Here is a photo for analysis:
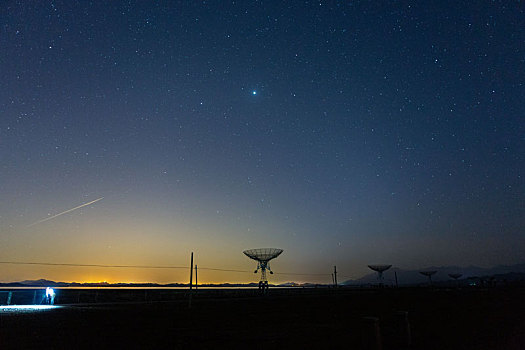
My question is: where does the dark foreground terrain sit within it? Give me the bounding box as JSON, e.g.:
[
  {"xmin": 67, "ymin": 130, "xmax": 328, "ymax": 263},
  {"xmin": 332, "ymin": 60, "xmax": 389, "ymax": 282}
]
[{"xmin": 0, "ymin": 287, "xmax": 523, "ymax": 349}]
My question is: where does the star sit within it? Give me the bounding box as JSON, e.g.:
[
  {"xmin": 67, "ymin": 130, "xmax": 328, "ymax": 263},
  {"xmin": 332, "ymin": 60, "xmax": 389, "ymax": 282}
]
[{"xmin": 252, "ymin": 91, "xmax": 257, "ymax": 95}]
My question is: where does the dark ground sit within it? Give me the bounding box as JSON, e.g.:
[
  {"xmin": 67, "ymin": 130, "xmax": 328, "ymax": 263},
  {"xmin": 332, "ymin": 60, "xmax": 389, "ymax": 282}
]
[{"xmin": 0, "ymin": 287, "xmax": 523, "ymax": 349}]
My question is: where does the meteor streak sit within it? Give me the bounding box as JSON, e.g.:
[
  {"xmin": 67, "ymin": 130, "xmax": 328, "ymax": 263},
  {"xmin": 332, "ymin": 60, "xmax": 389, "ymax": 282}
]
[{"xmin": 27, "ymin": 197, "xmax": 104, "ymax": 227}]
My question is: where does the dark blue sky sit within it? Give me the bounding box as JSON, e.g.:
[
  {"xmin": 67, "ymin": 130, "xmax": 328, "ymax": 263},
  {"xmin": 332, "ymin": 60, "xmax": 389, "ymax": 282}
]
[{"xmin": 0, "ymin": 1, "xmax": 523, "ymax": 283}]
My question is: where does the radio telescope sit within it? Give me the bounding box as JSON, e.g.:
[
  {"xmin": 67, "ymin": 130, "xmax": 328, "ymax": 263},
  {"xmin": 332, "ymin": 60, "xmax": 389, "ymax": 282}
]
[
  {"xmin": 419, "ymin": 271, "xmax": 437, "ymax": 286},
  {"xmin": 368, "ymin": 265, "xmax": 392, "ymax": 286},
  {"xmin": 243, "ymin": 248, "xmax": 283, "ymax": 291},
  {"xmin": 448, "ymin": 273, "xmax": 462, "ymax": 280},
  {"xmin": 448, "ymin": 273, "xmax": 462, "ymax": 287}
]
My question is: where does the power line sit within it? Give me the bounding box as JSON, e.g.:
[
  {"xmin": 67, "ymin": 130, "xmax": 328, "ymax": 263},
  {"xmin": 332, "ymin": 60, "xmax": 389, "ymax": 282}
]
[
  {"xmin": 0, "ymin": 261, "xmax": 187, "ymax": 269},
  {"xmin": 188, "ymin": 267, "xmax": 330, "ymax": 276},
  {"xmin": 275, "ymin": 272, "xmax": 331, "ymax": 276},
  {"xmin": 187, "ymin": 267, "xmax": 330, "ymax": 277},
  {"xmin": 198, "ymin": 267, "xmax": 251, "ymax": 273},
  {"xmin": 0, "ymin": 261, "xmax": 335, "ymax": 277}
]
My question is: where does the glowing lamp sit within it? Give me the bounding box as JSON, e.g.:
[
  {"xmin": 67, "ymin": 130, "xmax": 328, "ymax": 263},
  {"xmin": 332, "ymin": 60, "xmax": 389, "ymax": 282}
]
[{"xmin": 46, "ymin": 287, "xmax": 55, "ymax": 298}]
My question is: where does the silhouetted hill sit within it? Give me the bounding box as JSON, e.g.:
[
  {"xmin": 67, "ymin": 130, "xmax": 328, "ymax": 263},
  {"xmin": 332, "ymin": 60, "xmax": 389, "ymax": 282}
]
[
  {"xmin": 278, "ymin": 282, "xmax": 320, "ymax": 287},
  {"xmin": 19, "ymin": 279, "xmax": 69, "ymax": 287},
  {"xmin": 0, "ymin": 280, "xmax": 261, "ymax": 288}
]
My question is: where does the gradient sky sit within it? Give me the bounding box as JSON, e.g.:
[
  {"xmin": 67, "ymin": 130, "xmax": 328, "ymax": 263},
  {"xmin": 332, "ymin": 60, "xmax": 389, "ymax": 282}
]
[{"xmin": 1, "ymin": 1, "xmax": 523, "ymax": 284}]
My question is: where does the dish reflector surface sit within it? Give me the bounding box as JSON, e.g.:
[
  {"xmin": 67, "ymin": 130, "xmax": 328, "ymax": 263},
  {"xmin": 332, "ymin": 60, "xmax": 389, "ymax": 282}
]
[
  {"xmin": 243, "ymin": 248, "xmax": 283, "ymax": 262},
  {"xmin": 368, "ymin": 264, "xmax": 392, "ymax": 273}
]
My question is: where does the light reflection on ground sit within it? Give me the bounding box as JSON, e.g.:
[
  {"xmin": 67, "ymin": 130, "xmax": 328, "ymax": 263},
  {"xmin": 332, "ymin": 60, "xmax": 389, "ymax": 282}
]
[{"xmin": 0, "ymin": 305, "xmax": 62, "ymax": 313}]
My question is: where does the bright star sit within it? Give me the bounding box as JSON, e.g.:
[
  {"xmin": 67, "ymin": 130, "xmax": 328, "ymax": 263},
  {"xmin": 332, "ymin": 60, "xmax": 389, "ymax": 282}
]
[{"xmin": 252, "ymin": 91, "xmax": 257, "ymax": 95}]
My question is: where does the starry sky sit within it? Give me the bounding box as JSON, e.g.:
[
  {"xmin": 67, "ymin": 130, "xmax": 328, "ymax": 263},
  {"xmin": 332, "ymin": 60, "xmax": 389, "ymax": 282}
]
[{"xmin": 0, "ymin": 1, "xmax": 523, "ymax": 284}]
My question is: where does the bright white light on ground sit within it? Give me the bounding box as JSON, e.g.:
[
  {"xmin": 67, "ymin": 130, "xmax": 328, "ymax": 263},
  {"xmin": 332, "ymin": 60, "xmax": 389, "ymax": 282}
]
[
  {"xmin": 252, "ymin": 91, "xmax": 257, "ymax": 95},
  {"xmin": 46, "ymin": 287, "xmax": 55, "ymax": 297},
  {"xmin": 0, "ymin": 305, "xmax": 62, "ymax": 312}
]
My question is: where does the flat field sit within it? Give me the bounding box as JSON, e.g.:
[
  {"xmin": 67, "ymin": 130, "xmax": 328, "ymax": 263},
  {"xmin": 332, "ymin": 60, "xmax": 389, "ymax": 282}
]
[{"xmin": 0, "ymin": 287, "xmax": 523, "ymax": 349}]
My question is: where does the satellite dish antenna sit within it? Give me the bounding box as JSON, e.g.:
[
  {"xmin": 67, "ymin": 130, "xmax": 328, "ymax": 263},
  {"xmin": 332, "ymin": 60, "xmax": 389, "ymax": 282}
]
[
  {"xmin": 419, "ymin": 271, "xmax": 437, "ymax": 286},
  {"xmin": 243, "ymin": 248, "xmax": 283, "ymax": 291},
  {"xmin": 368, "ymin": 265, "xmax": 392, "ymax": 286},
  {"xmin": 448, "ymin": 273, "xmax": 462, "ymax": 287},
  {"xmin": 448, "ymin": 273, "xmax": 462, "ymax": 280}
]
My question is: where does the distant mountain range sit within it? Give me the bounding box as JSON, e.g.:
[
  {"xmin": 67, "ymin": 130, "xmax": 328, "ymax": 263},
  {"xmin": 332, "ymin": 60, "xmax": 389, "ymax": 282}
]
[
  {"xmin": 1, "ymin": 263, "xmax": 524, "ymax": 287},
  {"xmin": 277, "ymin": 282, "xmax": 319, "ymax": 287},
  {"xmin": 0, "ymin": 279, "xmax": 265, "ymax": 288},
  {"xmin": 3, "ymin": 280, "xmax": 320, "ymax": 288},
  {"xmin": 341, "ymin": 263, "xmax": 525, "ymax": 286},
  {"xmin": 0, "ymin": 279, "xmax": 321, "ymax": 288},
  {"xmin": 0, "ymin": 279, "xmax": 180, "ymax": 288}
]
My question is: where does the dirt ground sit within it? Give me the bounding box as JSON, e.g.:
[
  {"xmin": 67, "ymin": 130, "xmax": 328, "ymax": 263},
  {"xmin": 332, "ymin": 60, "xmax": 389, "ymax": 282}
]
[{"xmin": 0, "ymin": 287, "xmax": 523, "ymax": 349}]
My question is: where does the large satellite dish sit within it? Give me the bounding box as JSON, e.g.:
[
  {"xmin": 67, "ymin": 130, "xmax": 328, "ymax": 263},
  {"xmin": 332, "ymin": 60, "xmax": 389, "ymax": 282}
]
[
  {"xmin": 419, "ymin": 270, "xmax": 437, "ymax": 285},
  {"xmin": 243, "ymin": 248, "xmax": 283, "ymax": 290},
  {"xmin": 368, "ymin": 265, "xmax": 392, "ymax": 286}
]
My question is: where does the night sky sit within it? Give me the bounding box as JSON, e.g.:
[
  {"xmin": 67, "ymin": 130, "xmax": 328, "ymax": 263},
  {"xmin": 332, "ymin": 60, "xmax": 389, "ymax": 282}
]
[{"xmin": 1, "ymin": 1, "xmax": 523, "ymax": 284}]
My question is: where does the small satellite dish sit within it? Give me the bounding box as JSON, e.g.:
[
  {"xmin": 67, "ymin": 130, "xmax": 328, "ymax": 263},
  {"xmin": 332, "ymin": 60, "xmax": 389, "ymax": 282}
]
[
  {"xmin": 448, "ymin": 273, "xmax": 462, "ymax": 280},
  {"xmin": 368, "ymin": 265, "xmax": 392, "ymax": 285},
  {"xmin": 419, "ymin": 271, "xmax": 437, "ymax": 285},
  {"xmin": 448, "ymin": 273, "xmax": 462, "ymax": 287},
  {"xmin": 243, "ymin": 248, "xmax": 283, "ymax": 290}
]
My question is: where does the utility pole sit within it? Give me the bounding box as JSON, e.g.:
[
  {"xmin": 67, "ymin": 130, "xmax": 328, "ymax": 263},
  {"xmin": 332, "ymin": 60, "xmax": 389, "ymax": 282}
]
[
  {"xmin": 189, "ymin": 252, "xmax": 193, "ymax": 290},
  {"xmin": 395, "ymin": 271, "xmax": 398, "ymax": 288},
  {"xmin": 331, "ymin": 273, "xmax": 335, "ymax": 286},
  {"xmin": 195, "ymin": 264, "xmax": 198, "ymax": 290},
  {"xmin": 188, "ymin": 252, "xmax": 193, "ymax": 308},
  {"xmin": 333, "ymin": 265, "xmax": 338, "ymax": 287}
]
